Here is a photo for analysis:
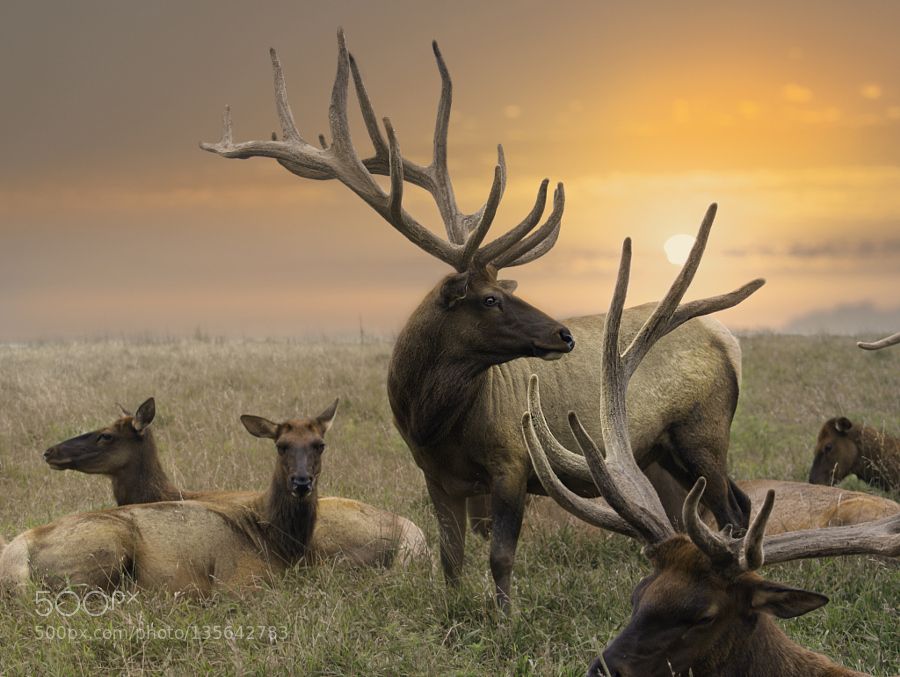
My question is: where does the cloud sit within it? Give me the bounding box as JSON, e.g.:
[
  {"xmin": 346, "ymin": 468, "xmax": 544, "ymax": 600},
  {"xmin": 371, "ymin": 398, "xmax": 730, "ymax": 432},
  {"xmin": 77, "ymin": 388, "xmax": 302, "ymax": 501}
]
[
  {"xmin": 724, "ymin": 236, "xmax": 900, "ymax": 261},
  {"xmin": 860, "ymin": 83, "xmax": 883, "ymax": 100},
  {"xmin": 781, "ymin": 83, "xmax": 813, "ymax": 103},
  {"xmin": 503, "ymin": 105, "xmax": 522, "ymax": 120}
]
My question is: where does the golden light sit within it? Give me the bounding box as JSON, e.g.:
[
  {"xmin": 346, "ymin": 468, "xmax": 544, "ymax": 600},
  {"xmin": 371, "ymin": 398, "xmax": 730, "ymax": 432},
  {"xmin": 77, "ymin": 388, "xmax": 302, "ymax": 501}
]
[{"xmin": 664, "ymin": 234, "xmax": 696, "ymax": 265}]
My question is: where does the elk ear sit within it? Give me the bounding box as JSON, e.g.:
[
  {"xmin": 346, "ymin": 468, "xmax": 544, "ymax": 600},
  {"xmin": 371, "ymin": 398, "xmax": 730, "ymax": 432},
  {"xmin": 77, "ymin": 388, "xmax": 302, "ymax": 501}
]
[
  {"xmin": 316, "ymin": 398, "xmax": 339, "ymax": 434},
  {"xmin": 834, "ymin": 417, "xmax": 853, "ymax": 434},
  {"xmin": 132, "ymin": 398, "xmax": 156, "ymax": 433},
  {"xmin": 439, "ymin": 272, "xmax": 470, "ymax": 309},
  {"xmin": 497, "ymin": 279, "xmax": 518, "ymax": 294},
  {"xmin": 749, "ymin": 580, "xmax": 829, "ymax": 619},
  {"xmin": 240, "ymin": 415, "xmax": 279, "ymax": 439}
]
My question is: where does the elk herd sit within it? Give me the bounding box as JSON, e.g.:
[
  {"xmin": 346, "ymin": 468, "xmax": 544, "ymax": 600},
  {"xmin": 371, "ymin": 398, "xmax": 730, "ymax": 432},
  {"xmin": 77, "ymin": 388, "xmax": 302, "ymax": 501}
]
[{"xmin": 2, "ymin": 29, "xmax": 899, "ymax": 677}]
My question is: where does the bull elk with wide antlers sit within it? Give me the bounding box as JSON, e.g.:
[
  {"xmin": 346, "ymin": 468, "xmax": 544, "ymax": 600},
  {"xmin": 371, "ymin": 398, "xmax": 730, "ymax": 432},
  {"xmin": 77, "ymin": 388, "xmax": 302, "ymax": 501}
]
[
  {"xmin": 42, "ymin": 397, "xmax": 428, "ymax": 567},
  {"xmin": 524, "ymin": 221, "xmax": 900, "ymax": 676},
  {"xmin": 201, "ymin": 29, "xmax": 761, "ymax": 608}
]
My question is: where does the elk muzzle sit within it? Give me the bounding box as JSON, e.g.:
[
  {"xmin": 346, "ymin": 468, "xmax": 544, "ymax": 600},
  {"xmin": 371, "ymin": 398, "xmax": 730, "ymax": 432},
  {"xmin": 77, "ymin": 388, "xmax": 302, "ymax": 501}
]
[
  {"xmin": 290, "ymin": 475, "xmax": 315, "ymax": 497},
  {"xmin": 533, "ymin": 325, "xmax": 575, "ymax": 360}
]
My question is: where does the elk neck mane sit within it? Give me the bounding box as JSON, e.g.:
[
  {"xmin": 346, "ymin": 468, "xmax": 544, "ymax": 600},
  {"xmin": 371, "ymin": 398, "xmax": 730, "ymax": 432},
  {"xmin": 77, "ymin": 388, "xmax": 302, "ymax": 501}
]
[
  {"xmin": 111, "ymin": 428, "xmax": 183, "ymax": 506},
  {"xmin": 249, "ymin": 470, "xmax": 318, "ymax": 565},
  {"xmin": 388, "ymin": 284, "xmax": 493, "ymax": 449}
]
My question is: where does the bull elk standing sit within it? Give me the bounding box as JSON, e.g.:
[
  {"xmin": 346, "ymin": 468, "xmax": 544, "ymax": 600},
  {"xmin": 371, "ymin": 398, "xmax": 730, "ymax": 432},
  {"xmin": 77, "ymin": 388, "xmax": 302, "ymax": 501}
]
[
  {"xmin": 524, "ymin": 222, "xmax": 900, "ymax": 676},
  {"xmin": 0, "ymin": 400, "xmax": 418, "ymax": 593},
  {"xmin": 42, "ymin": 397, "xmax": 427, "ymax": 567},
  {"xmin": 201, "ymin": 29, "xmax": 761, "ymax": 608}
]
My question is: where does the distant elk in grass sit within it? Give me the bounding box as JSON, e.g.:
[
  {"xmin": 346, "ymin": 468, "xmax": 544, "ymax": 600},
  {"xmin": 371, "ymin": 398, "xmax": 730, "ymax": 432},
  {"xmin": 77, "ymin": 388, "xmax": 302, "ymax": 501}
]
[
  {"xmin": 41, "ymin": 397, "xmax": 427, "ymax": 569},
  {"xmin": 524, "ymin": 221, "xmax": 900, "ymax": 677},
  {"xmin": 1, "ymin": 400, "xmax": 424, "ymax": 593},
  {"xmin": 808, "ymin": 417, "xmax": 900, "ymax": 492},
  {"xmin": 200, "ymin": 29, "xmax": 762, "ymax": 608}
]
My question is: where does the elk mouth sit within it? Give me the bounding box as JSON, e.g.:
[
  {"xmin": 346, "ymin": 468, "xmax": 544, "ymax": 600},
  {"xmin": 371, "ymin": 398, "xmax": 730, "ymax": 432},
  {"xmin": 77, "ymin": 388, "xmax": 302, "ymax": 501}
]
[
  {"xmin": 45, "ymin": 451, "xmax": 99, "ymax": 469},
  {"xmin": 531, "ymin": 342, "xmax": 573, "ymax": 361}
]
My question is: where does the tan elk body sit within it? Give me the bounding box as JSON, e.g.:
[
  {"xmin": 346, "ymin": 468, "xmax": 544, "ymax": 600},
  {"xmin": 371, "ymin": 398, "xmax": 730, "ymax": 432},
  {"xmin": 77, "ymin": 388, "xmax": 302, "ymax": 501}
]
[
  {"xmin": 201, "ymin": 30, "xmax": 759, "ymax": 607},
  {"xmin": 523, "ymin": 220, "xmax": 900, "ymax": 676},
  {"xmin": 1, "ymin": 401, "xmax": 423, "ymax": 593},
  {"xmin": 42, "ymin": 398, "xmax": 427, "ymax": 567}
]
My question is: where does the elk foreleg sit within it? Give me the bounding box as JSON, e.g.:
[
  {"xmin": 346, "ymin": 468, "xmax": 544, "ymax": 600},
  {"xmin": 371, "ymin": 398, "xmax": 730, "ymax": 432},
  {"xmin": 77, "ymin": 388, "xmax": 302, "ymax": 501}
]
[
  {"xmin": 426, "ymin": 477, "xmax": 467, "ymax": 586},
  {"xmin": 489, "ymin": 472, "xmax": 527, "ymax": 613}
]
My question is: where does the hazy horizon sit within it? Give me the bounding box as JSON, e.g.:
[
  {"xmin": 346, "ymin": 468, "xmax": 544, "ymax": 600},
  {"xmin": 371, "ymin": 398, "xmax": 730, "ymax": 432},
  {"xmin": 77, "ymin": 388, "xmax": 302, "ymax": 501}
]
[{"xmin": 2, "ymin": 1, "xmax": 899, "ymax": 340}]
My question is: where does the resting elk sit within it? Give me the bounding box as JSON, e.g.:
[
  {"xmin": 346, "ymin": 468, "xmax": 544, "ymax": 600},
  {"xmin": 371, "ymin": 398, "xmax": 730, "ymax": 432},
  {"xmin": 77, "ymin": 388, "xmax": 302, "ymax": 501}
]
[
  {"xmin": 201, "ymin": 29, "xmax": 761, "ymax": 608},
  {"xmin": 0, "ymin": 400, "xmax": 418, "ymax": 593},
  {"xmin": 809, "ymin": 417, "xmax": 900, "ymax": 492},
  {"xmin": 41, "ymin": 397, "xmax": 427, "ymax": 568},
  {"xmin": 523, "ymin": 222, "xmax": 900, "ymax": 676}
]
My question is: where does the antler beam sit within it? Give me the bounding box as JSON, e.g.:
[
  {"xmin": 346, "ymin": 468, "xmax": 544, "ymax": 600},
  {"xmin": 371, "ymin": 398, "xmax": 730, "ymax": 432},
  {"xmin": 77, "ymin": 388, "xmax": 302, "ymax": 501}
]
[
  {"xmin": 857, "ymin": 331, "xmax": 900, "ymax": 350},
  {"xmin": 524, "ymin": 204, "xmax": 765, "ymax": 545},
  {"xmin": 201, "ymin": 29, "xmax": 564, "ymax": 273}
]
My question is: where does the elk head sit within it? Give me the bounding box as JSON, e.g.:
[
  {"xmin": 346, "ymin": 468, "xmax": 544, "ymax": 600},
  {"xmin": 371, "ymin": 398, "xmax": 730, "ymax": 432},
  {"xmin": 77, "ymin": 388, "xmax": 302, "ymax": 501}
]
[
  {"xmin": 241, "ymin": 399, "xmax": 339, "ymax": 498},
  {"xmin": 201, "ymin": 30, "xmax": 574, "ymax": 364},
  {"xmin": 522, "ymin": 210, "xmax": 900, "ymax": 675},
  {"xmin": 43, "ymin": 398, "xmax": 156, "ymax": 474},
  {"xmin": 808, "ymin": 417, "xmax": 858, "ymax": 486}
]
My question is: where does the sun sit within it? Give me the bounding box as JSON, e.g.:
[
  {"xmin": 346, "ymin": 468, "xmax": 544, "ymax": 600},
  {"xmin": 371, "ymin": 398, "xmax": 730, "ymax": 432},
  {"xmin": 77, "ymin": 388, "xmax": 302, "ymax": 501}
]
[{"xmin": 664, "ymin": 234, "xmax": 696, "ymax": 265}]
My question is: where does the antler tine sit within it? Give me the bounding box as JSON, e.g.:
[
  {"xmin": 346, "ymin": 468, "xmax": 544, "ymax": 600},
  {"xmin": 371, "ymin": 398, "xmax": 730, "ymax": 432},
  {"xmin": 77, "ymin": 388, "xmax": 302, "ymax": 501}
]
[
  {"xmin": 522, "ymin": 396, "xmax": 638, "ymax": 538},
  {"xmin": 621, "ymin": 204, "xmax": 765, "ymax": 377},
  {"xmin": 490, "ymin": 183, "xmax": 566, "ymax": 269},
  {"xmin": 270, "ymin": 48, "xmax": 303, "ymax": 144},
  {"xmin": 761, "ymin": 512, "xmax": 900, "ymax": 565},
  {"xmin": 682, "ymin": 478, "xmax": 776, "ymax": 571},
  {"xmin": 857, "ymin": 331, "xmax": 900, "ymax": 350},
  {"xmin": 459, "ymin": 164, "xmax": 505, "ymax": 266},
  {"xmin": 347, "ymin": 52, "xmax": 389, "ymax": 161},
  {"xmin": 475, "ymin": 178, "xmax": 549, "ymax": 264},
  {"xmin": 587, "ymin": 237, "xmax": 678, "ymax": 544}
]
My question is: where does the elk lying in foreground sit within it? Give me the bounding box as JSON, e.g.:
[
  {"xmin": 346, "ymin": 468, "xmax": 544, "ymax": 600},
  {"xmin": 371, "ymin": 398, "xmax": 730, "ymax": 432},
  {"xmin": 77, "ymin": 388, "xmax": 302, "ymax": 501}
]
[
  {"xmin": 808, "ymin": 417, "xmax": 900, "ymax": 492},
  {"xmin": 1, "ymin": 401, "xmax": 420, "ymax": 593},
  {"xmin": 201, "ymin": 29, "xmax": 761, "ymax": 608},
  {"xmin": 529, "ymin": 477, "xmax": 900, "ymax": 536},
  {"xmin": 524, "ymin": 226, "xmax": 900, "ymax": 676},
  {"xmin": 41, "ymin": 398, "xmax": 427, "ymax": 568}
]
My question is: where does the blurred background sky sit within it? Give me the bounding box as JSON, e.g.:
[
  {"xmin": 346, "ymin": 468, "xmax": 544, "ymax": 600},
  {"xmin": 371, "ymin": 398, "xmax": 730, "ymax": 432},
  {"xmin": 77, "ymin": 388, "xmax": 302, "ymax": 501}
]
[{"xmin": 1, "ymin": 0, "xmax": 899, "ymax": 340}]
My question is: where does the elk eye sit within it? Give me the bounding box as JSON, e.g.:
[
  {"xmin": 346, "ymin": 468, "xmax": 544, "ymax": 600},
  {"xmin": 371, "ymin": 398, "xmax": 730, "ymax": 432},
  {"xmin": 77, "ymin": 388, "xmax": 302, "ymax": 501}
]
[
  {"xmin": 276, "ymin": 445, "xmax": 287, "ymax": 455},
  {"xmin": 823, "ymin": 443, "xmax": 833, "ymax": 453},
  {"xmin": 483, "ymin": 295, "xmax": 499, "ymax": 307},
  {"xmin": 695, "ymin": 613, "xmax": 716, "ymax": 626}
]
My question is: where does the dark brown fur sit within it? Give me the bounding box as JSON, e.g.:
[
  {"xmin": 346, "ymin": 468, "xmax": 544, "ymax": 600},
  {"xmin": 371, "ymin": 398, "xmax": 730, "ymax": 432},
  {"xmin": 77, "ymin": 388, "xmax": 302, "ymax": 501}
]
[
  {"xmin": 592, "ymin": 536, "xmax": 866, "ymax": 677},
  {"xmin": 388, "ymin": 266, "xmax": 749, "ymax": 607},
  {"xmin": 809, "ymin": 417, "xmax": 900, "ymax": 491}
]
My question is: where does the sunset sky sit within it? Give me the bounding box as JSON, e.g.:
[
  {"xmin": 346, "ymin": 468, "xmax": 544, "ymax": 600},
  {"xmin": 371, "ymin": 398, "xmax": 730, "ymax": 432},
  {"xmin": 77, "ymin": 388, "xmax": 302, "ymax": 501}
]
[{"xmin": 2, "ymin": 1, "xmax": 899, "ymax": 340}]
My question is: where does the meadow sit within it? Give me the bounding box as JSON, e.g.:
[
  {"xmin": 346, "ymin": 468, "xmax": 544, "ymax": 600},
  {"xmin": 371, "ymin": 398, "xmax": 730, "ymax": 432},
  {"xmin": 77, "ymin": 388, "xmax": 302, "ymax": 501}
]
[{"xmin": 0, "ymin": 334, "xmax": 897, "ymax": 675}]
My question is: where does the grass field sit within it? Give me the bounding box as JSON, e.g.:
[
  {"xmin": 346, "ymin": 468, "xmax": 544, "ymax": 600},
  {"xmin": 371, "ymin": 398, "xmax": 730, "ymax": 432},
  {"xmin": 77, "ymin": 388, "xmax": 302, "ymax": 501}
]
[{"xmin": 0, "ymin": 334, "xmax": 897, "ymax": 675}]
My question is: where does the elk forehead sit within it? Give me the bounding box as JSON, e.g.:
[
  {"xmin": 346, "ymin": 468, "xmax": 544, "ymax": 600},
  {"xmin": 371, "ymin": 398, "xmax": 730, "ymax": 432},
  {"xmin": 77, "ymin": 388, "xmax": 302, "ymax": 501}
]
[{"xmin": 274, "ymin": 418, "xmax": 327, "ymax": 447}]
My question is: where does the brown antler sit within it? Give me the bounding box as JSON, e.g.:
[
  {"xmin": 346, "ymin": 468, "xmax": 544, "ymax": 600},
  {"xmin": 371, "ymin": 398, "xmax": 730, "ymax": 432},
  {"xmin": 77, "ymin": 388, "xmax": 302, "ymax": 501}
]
[
  {"xmin": 857, "ymin": 331, "xmax": 900, "ymax": 350},
  {"xmin": 524, "ymin": 204, "xmax": 765, "ymax": 544},
  {"xmin": 201, "ymin": 29, "xmax": 564, "ymax": 273},
  {"xmin": 528, "ymin": 204, "xmax": 764, "ymax": 508}
]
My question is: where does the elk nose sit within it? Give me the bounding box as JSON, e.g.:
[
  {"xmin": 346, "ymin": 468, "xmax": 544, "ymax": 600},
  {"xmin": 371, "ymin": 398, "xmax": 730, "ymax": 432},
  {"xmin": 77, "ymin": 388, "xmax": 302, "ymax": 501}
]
[
  {"xmin": 43, "ymin": 447, "xmax": 55, "ymax": 461},
  {"xmin": 559, "ymin": 328, "xmax": 575, "ymax": 351},
  {"xmin": 290, "ymin": 476, "xmax": 314, "ymax": 495}
]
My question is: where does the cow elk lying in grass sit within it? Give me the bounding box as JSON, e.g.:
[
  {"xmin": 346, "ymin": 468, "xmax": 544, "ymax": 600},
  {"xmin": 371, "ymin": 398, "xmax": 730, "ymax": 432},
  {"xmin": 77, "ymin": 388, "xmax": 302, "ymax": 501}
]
[
  {"xmin": 41, "ymin": 397, "xmax": 427, "ymax": 569},
  {"xmin": 1, "ymin": 400, "xmax": 422, "ymax": 594},
  {"xmin": 523, "ymin": 224, "xmax": 900, "ymax": 676},
  {"xmin": 808, "ymin": 417, "xmax": 900, "ymax": 492},
  {"xmin": 202, "ymin": 29, "xmax": 762, "ymax": 608}
]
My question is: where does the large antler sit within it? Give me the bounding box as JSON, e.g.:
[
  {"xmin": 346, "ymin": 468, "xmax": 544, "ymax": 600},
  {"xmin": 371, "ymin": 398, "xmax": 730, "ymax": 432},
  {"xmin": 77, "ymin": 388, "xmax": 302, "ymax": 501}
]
[
  {"xmin": 201, "ymin": 29, "xmax": 564, "ymax": 273},
  {"xmin": 857, "ymin": 331, "xmax": 900, "ymax": 350},
  {"xmin": 523, "ymin": 204, "xmax": 765, "ymax": 544}
]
